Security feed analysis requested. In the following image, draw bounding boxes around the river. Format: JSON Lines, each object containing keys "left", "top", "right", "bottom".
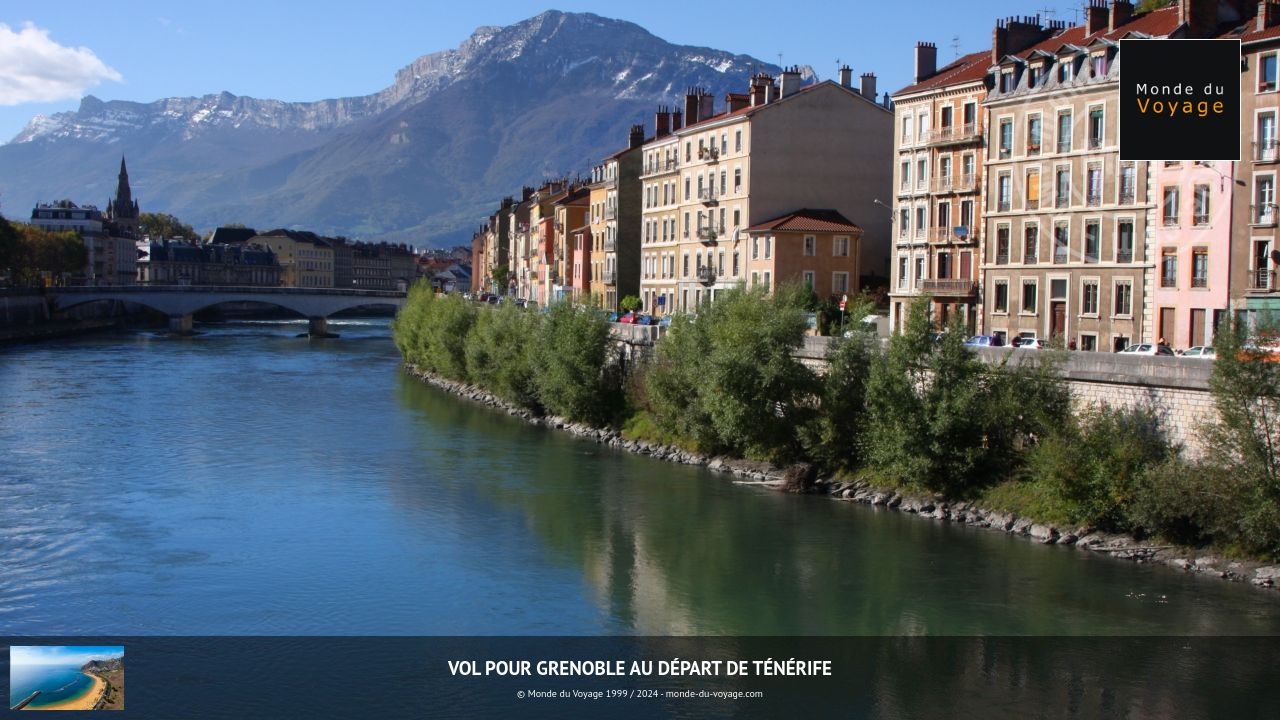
{"left": 2, "top": 317, "right": 1279, "bottom": 638}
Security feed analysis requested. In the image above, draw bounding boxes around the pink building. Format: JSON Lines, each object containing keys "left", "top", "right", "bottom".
{"left": 1151, "top": 161, "right": 1234, "bottom": 350}
{"left": 570, "top": 224, "right": 592, "bottom": 301}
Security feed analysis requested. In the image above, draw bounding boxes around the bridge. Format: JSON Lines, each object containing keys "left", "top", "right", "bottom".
{"left": 49, "top": 285, "right": 407, "bottom": 336}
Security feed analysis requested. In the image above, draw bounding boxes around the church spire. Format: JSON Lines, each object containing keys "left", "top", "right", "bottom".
{"left": 107, "top": 156, "right": 140, "bottom": 237}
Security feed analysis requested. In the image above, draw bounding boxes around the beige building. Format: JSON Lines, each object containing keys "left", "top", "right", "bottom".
{"left": 642, "top": 68, "right": 892, "bottom": 315}
{"left": 252, "top": 230, "right": 334, "bottom": 288}
{"left": 587, "top": 169, "right": 610, "bottom": 304}
{"left": 890, "top": 47, "right": 988, "bottom": 332}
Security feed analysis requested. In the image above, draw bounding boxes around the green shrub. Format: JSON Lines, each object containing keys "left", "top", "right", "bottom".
{"left": 392, "top": 282, "right": 434, "bottom": 367}
{"left": 802, "top": 295, "right": 875, "bottom": 471}
{"left": 465, "top": 302, "right": 540, "bottom": 408}
{"left": 1028, "top": 404, "right": 1175, "bottom": 533}
{"left": 531, "top": 300, "right": 616, "bottom": 424}
{"left": 419, "top": 292, "right": 476, "bottom": 380}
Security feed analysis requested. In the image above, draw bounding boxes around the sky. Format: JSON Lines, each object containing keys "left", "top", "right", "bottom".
{"left": 0, "top": 0, "right": 1096, "bottom": 143}
{"left": 10, "top": 646, "right": 124, "bottom": 667}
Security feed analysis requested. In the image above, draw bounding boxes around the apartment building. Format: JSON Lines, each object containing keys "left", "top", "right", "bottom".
{"left": 600, "top": 128, "right": 644, "bottom": 311}
{"left": 639, "top": 108, "right": 683, "bottom": 314}
{"left": 587, "top": 170, "right": 610, "bottom": 304}
{"left": 890, "top": 48, "right": 988, "bottom": 333}
{"left": 1229, "top": 2, "right": 1280, "bottom": 325}
{"left": 641, "top": 68, "right": 892, "bottom": 314}
{"left": 505, "top": 189, "right": 533, "bottom": 297}
{"left": 551, "top": 186, "right": 590, "bottom": 304}
{"left": 252, "top": 230, "right": 335, "bottom": 288}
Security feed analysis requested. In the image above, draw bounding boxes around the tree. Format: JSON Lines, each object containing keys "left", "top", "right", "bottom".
{"left": 803, "top": 294, "right": 875, "bottom": 471}
{"left": 139, "top": 212, "right": 198, "bottom": 241}
{"left": 619, "top": 295, "right": 642, "bottom": 313}
{"left": 490, "top": 265, "right": 511, "bottom": 294}
{"left": 531, "top": 300, "right": 615, "bottom": 424}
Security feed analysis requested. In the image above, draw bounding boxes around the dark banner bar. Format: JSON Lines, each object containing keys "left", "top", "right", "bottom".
{"left": 3, "top": 637, "right": 1278, "bottom": 719}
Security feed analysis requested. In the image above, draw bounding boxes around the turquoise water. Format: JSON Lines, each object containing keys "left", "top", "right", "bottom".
{"left": 8, "top": 664, "right": 92, "bottom": 709}
{"left": 0, "top": 317, "right": 1279, "bottom": 637}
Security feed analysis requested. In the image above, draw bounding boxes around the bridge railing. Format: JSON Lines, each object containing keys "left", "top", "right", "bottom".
{"left": 49, "top": 285, "right": 407, "bottom": 299}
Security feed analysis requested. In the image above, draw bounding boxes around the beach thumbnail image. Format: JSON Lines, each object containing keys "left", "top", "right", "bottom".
{"left": 9, "top": 646, "right": 124, "bottom": 711}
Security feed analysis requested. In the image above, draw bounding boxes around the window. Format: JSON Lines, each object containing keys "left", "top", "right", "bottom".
{"left": 1055, "top": 168, "right": 1071, "bottom": 208}
{"left": 1163, "top": 186, "right": 1180, "bottom": 226}
{"left": 1091, "top": 53, "right": 1108, "bottom": 78}
{"left": 683, "top": 253, "right": 689, "bottom": 277}
{"left": 1086, "top": 164, "right": 1103, "bottom": 206}
{"left": 1114, "top": 281, "right": 1133, "bottom": 317}
{"left": 1000, "top": 70, "right": 1015, "bottom": 93}
{"left": 963, "top": 102, "right": 976, "bottom": 128}
{"left": 1057, "top": 111, "right": 1072, "bottom": 153}
{"left": 998, "top": 119, "right": 1013, "bottom": 158}
{"left": 684, "top": 177, "right": 691, "bottom": 201}
{"left": 960, "top": 200, "right": 974, "bottom": 229}
{"left": 898, "top": 257, "right": 907, "bottom": 288}
{"left": 917, "top": 158, "right": 927, "bottom": 189}
{"left": 998, "top": 173, "right": 1011, "bottom": 211}
{"left": 937, "top": 252, "right": 951, "bottom": 279}
{"left": 1021, "top": 280, "right": 1038, "bottom": 315}
{"left": 732, "top": 251, "right": 740, "bottom": 276}
{"left": 916, "top": 206, "right": 927, "bottom": 237}
{"left": 900, "top": 161, "right": 910, "bottom": 190}
{"left": 803, "top": 271, "right": 815, "bottom": 288}
{"left": 915, "top": 257, "right": 925, "bottom": 281}
{"left": 735, "top": 130, "right": 742, "bottom": 153}
{"left": 1261, "top": 52, "right": 1277, "bottom": 93}
{"left": 995, "top": 225, "right": 1010, "bottom": 264}
{"left": 939, "top": 156, "right": 952, "bottom": 184}
{"left": 733, "top": 209, "right": 741, "bottom": 227}
{"left": 1161, "top": 248, "right": 1178, "bottom": 287}
{"left": 937, "top": 201, "right": 951, "bottom": 231}
{"left": 1027, "top": 115, "right": 1042, "bottom": 154}
{"left": 834, "top": 236, "right": 850, "bottom": 257}
{"left": 763, "top": 271, "right": 771, "bottom": 291}
{"left": 1119, "top": 163, "right": 1137, "bottom": 204}
{"left": 898, "top": 208, "right": 909, "bottom": 237}
{"left": 994, "top": 280, "right": 1009, "bottom": 313}
{"left": 1029, "top": 65, "right": 1042, "bottom": 87}
{"left": 764, "top": 237, "right": 772, "bottom": 259}
{"left": 1026, "top": 168, "right": 1040, "bottom": 209}
{"left": 1117, "top": 220, "right": 1135, "bottom": 262}
{"left": 1054, "top": 223, "right": 1069, "bottom": 264}
{"left": 734, "top": 168, "right": 742, "bottom": 192}
{"left": 1059, "top": 60, "right": 1072, "bottom": 84}
{"left": 1192, "top": 248, "right": 1209, "bottom": 288}
{"left": 1256, "top": 176, "right": 1276, "bottom": 223}
{"left": 1082, "top": 280, "right": 1099, "bottom": 315}
{"left": 803, "top": 235, "right": 816, "bottom": 256}
{"left": 1194, "top": 184, "right": 1211, "bottom": 225}
{"left": 902, "top": 116, "right": 912, "bottom": 143}
{"left": 1080, "top": 334, "right": 1097, "bottom": 352}
{"left": 1088, "top": 107, "right": 1104, "bottom": 149}
{"left": 833, "top": 272, "right": 849, "bottom": 294}
{"left": 1084, "top": 221, "right": 1100, "bottom": 263}
{"left": 1024, "top": 225, "right": 1039, "bottom": 264}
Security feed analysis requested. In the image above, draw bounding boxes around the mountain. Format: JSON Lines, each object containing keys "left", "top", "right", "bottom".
{"left": 0, "top": 11, "right": 807, "bottom": 246}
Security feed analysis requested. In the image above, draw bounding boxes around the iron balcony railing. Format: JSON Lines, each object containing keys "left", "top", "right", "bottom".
{"left": 1191, "top": 275, "right": 1208, "bottom": 289}
{"left": 1255, "top": 140, "right": 1278, "bottom": 163}
{"left": 602, "top": 270, "right": 616, "bottom": 285}
{"left": 1253, "top": 204, "right": 1278, "bottom": 225}
{"left": 1024, "top": 247, "right": 1038, "bottom": 264}
{"left": 995, "top": 252, "right": 1010, "bottom": 265}
{"left": 696, "top": 265, "right": 716, "bottom": 284}
{"left": 1117, "top": 248, "right": 1134, "bottom": 263}
{"left": 604, "top": 206, "right": 617, "bottom": 220}
{"left": 697, "top": 188, "right": 719, "bottom": 204}
{"left": 924, "top": 123, "right": 981, "bottom": 146}
{"left": 697, "top": 225, "right": 723, "bottom": 242}
{"left": 1252, "top": 268, "right": 1272, "bottom": 291}
{"left": 1119, "top": 190, "right": 1136, "bottom": 205}
{"left": 920, "top": 279, "right": 977, "bottom": 295}
{"left": 603, "top": 237, "right": 616, "bottom": 252}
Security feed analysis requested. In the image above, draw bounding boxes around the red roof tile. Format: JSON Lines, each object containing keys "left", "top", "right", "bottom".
{"left": 745, "top": 209, "right": 862, "bottom": 234}
{"left": 893, "top": 50, "right": 990, "bottom": 97}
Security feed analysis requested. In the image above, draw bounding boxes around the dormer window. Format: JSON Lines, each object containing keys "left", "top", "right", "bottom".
{"left": 1000, "top": 70, "right": 1015, "bottom": 93}
{"left": 1091, "top": 53, "right": 1108, "bottom": 78}
{"left": 1028, "top": 64, "right": 1042, "bottom": 87}
{"left": 1058, "top": 61, "right": 1071, "bottom": 83}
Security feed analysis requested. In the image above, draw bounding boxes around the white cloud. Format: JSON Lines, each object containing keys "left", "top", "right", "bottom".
{"left": 0, "top": 22, "right": 122, "bottom": 106}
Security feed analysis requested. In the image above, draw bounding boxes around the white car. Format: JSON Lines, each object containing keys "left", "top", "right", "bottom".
{"left": 1119, "top": 343, "right": 1176, "bottom": 356}
{"left": 1181, "top": 346, "right": 1216, "bottom": 359}
{"left": 1013, "top": 337, "right": 1045, "bottom": 350}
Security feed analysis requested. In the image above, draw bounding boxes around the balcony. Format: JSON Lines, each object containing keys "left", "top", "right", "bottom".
{"left": 998, "top": 146, "right": 1012, "bottom": 160}
{"left": 1191, "top": 275, "right": 1208, "bottom": 289}
{"left": 1119, "top": 190, "right": 1136, "bottom": 205}
{"left": 1117, "top": 248, "right": 1134, "bottom": 263}
{"left": 1255, "top": 140, "right": 1278, "bottom": 163}
{"left": 696, "top": 265, "right": 716, "bottom": 284}
{"left": 697, "top": 225, "right": 722, "bottom": 243}
{"left": 1253, "top": 204, "right": 1278, "bottom": 226}
{"left": 1194, "top": 213, "right": 1210, "bottom": 226}
{"left": 1086, "top": 194, "right": 1102, "bottom": 207}
{"left": 1055, "top": 195, "right": 1070, "bottom": 209}
{"left": 643, "top": 159, "right": 680, "bottom": 175}
{"left": 1057, "top": 140, "right": 1072, "bottom": 153}
{"left": 1024, "top": 247, "right": 1038, "bottom": 264}
{"left": 927, "top": 227, "right": 976, "bottom": 244}
{"left": 995, "top": 252, "right": 1010, "bottom": 265}
{"left": 1252, "top": 268, "right": 1273, "bottom": 292}
{"left": 604, "top": 206, "right": 617, "bottom": 220}
{"left": 603, "top": 270, "right": 616, "bottom": 285}
{"left": 1088, "top": 136, "right": 1103, "bottom": 150}
{"left": 921, "top": 279, "right": 977, "bottom": 296}
{"left": 1053, "top": 247, "right": 1069, "bottom": 264}
{"left": 1026, "top": 197, "right": 1039, "bottom": 210}
{"left": 697, "top": 146, "right": 720, "bottom": 163}
{"left": 603, "top": 237, "right": 616, "bottom": 252}
{"left": 924, "top": 123, "right": 981, "bottom": 147}
{"left": 697, "top": 187, "right": 719, "bottom": 205}
{"left": 1026, "top": 142, "right": 1042, "bottom": 156}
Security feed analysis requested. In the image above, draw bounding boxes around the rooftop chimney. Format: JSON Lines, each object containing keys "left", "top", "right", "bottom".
{"left": 749, "top": 74, "right": 772, "bottom": 106}
{"left": 698, "top": 89, "right": 714, "bottom": 121}
{"left": 1109, "top": 0, "right": 1134, "bottom": 31}
{"left": 1086, "top": 0, "right": 1108, "bottom": 35}
{"left": 654, "top": 106, "right": 671, "bottom": 138}
{"left": 684, "top": 87, "right": 702, "bottom": 126}
{"left": 991, "top": 16, "right": 1052, "bottom": 66}
{"left": 1178, "top": 0, "right": 1217, "bottom": 38}
{"left": 1259, "top": 0, "right": 1279, "bottom": 30}
{"left": 671, "top": 110, "right": 683, "bottom": 130}
{"left": 860, "top": 72, "right": 877, "bottom": 101}
{"left": 726, "top": 92, "right": 749, "bottom": 112}
{"left": 629, "top": 124, "right": 645, "bottom": 149}
{"left": 838, "top": 65, "right": 853, "bottom": 88}
{"left": 915, "top": 42, "right": 938, "bottom": 83}
{"left": 779, "top": 66, "right": 802, "bottom": 98}
{"left": 764, "top": 80, "right": 779, "bottom": 103}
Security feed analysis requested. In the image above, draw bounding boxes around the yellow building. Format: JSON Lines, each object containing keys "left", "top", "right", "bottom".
{"left": 251, "top": 230, "right": 334, "bottom": 288}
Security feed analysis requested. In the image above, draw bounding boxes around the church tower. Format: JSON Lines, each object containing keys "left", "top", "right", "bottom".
{"left": 106, "top": 156, "right": 140, "bottom": 237}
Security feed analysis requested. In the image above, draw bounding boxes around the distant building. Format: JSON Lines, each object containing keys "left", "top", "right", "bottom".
{"left": 29, "top": 198, "right": 135, "bottom": 286}
{"left": 744, "top": 209, "right": 863, "bottom": 300}
{"left": 105, "top": 157, "right": 141, "bottom": 238}
{"left": 430, "top": 263, "right": 472, "bottom": 293}
{"left": 137, "top": 240, "right": 280, "bottom": 286}
{"left": 250, "top": 230, "right": 334, "bottom": 288}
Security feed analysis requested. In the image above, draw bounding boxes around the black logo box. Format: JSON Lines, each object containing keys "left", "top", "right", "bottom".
{"left": 1120, "top": 38, "right": 1241, "bottom": 161}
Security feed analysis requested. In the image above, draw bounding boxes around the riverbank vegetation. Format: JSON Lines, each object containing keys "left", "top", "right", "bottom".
{"left": 0, "top": 217, "right": 88, "bottom": 287}
{"left": 393, "top": 283, "right": 1280, "bottom": 559}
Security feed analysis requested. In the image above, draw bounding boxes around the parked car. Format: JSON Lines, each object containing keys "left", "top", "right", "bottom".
{"left": 618, "top": 312, "right": 636, "bottom": 324}
{"left": 635, "top": 314, "right": 655, "bottom": 326}
{"left": 607, "top": 312, "right": 620, "bottom": 323}
{"left": 487, "top": 295, "right": 500, "bottom": 304}
{"left": 658, "top": 315, "right": 672, "bottom": 328}
{"left": 1119, "top": 343, "right": 1175, "bottom": 356}
{"left": 963, "top": 335, "right": 1004, "bottom": 347}
{"left": 1180, "top": 346, "right": 1216, "bottom": 359}
{"left": 1014, "top": 337, "right": 1046, "bottom": 350}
